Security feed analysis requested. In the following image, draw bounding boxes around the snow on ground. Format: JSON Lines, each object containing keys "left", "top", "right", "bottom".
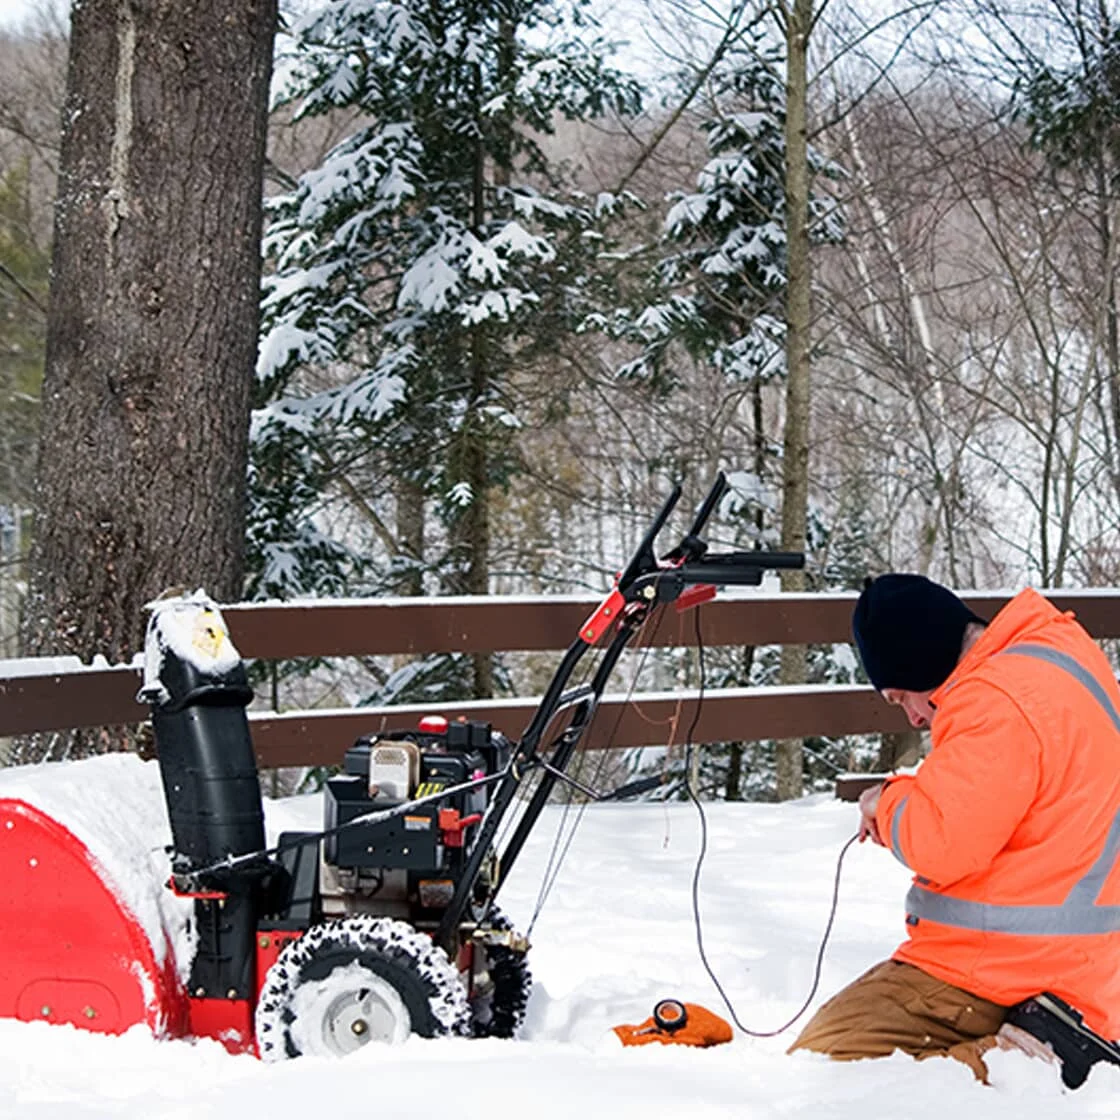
{"left": 0, "top": 755, "right": 193, "bottom": 974}
{"left": 1, "top": 762, "right": 1118, "bottom": 1118}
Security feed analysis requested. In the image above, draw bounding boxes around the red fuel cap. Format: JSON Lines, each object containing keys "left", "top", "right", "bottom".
{"left": 418, "top": 715, "right": 449, "bottom": 733}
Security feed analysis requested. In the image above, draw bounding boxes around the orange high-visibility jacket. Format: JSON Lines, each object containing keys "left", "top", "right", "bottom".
{"left": 876, "top": 588, "right": 1120, "bottom": 1039}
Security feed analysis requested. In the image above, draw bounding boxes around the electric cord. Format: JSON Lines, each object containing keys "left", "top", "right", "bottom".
{"left": 685, "top": 608, "right": 859, "bottom": 1038}
{"left": 528, "top": 606, "right": 665, "bottom": 935}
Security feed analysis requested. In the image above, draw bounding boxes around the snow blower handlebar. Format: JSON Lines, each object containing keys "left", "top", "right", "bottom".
{"left": 580, "top": 472, "right": 803, "bottom": 645}
{"left": 618, "top": 468, "right": 805, "bottom": 603}
{"left": 433, "top": 473, "right": 805, "bottom": 953}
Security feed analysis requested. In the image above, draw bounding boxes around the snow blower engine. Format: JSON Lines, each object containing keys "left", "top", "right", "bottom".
{"left": 140, "top": 595, "right": 527, "bottom": 1058}
{"left": 321, "top": 716, "right": 509, "bottom": 923}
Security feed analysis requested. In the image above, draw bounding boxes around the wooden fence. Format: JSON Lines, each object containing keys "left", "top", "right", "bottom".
{"left": 2, "top": 590, "right": 1120, "bottom": 774}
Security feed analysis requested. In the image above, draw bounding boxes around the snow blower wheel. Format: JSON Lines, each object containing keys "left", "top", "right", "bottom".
{"left": 468, "top": 909, "right": 532, "bottom": 1039}
{"left": 255, "top": 916, "right": 470, "bottom": 1060}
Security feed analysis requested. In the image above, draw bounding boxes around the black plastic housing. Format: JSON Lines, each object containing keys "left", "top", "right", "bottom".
{"left": 263, "top": 832, "right": 322, "bottom": 931}
{"left": 323, "top": 721, "right": 505, "bottom": 877}
{"left": 342, "top": 720, "right": 509, "bottom": 786}
{"left": 325, "top": 775, "right": 442, "bottom": 870}
{"left": 151, "top": 657, "right": 264, "bottom": 869}
{"left": 147, "top": 637, "right": 274, "bottom": 1001}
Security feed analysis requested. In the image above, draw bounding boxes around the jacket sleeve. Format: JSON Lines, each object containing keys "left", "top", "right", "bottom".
{"left": 875, "top": 678, "right": 1042, "bottom": 887}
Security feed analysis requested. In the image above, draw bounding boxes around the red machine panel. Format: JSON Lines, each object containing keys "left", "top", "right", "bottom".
{"left": 0, "top": 798, "right": 186, "bottom": 1038}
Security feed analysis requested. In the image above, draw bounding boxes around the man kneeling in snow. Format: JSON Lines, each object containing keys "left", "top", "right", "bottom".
{"left": 789, "top": 575, "right": 1120, "bottom": 1088}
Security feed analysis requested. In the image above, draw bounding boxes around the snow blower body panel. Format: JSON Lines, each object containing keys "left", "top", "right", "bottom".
{"left": 0, "top": 796, "right": 187, "bottom": 1038}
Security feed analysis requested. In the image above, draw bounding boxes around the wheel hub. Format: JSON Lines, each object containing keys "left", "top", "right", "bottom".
{"left": 290, "top": 961, "right": 413, "bottom": 1056}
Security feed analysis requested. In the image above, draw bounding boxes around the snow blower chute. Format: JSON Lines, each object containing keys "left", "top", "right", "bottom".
{"left": 0, "top": 472, "right": 803, "bottom": 1059}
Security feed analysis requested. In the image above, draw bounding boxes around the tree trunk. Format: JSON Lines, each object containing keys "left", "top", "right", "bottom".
{"left": 17, "top": 0, "right": 276, "bottom": 760}
{"left": 877, "top": 729, "right": 921, "bottom": 772}
{"left": 447, "top": 20, "right": 519, "bottom": 702}
{"left": 724, "top": 642, "right": 757, "bottom": 801}
{"left": 725, "top": 743, "right": 744, "bottom": 801}
{"left": 395, "top": 477, "right": 425, "bottom": 597}
{"left": 453, "top": 42, "right": 496, "bottom": 700}
{"left": 775, "top": 0, "right": 812, "bottom": 801}
{"left": 459, "top": 351, "right": 493, "bottom": 699}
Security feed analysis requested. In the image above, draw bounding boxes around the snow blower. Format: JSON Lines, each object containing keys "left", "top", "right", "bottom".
{"left": 0, "top": 472, "right": 802, "bottom": 1059}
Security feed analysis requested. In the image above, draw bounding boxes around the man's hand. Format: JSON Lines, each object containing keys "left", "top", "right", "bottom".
{"left": 859, "top": 782, "right": 885, "bottom": 845}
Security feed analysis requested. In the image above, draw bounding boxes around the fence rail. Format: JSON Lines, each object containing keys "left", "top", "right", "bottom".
{"left": 3, "top": 589, "right": 1119, "bottom": 770}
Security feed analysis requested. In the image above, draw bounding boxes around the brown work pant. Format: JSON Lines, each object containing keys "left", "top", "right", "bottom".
{"left": 788, "top": 960, "right": 1008, "bottom": 1081}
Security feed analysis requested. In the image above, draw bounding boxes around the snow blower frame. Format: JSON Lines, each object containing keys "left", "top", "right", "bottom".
{"left": 0, "top": 473, "right": 802, "bottom": 1060}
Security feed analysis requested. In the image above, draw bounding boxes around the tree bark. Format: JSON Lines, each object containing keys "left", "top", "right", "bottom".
{"left": 877, "top": 729, "right": 921, "bottom": 771}
{"left": 394, "top": 477, "right": 425, "bottom": 597}
{"left": 18, "top": 0, "right": 276, "bottom": 760}
{"left": 775, "top": 0, "right": 812, "bottom": 801}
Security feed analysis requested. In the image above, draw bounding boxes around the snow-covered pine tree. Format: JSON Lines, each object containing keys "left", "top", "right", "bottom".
{"left": 619, "top": 35, "right": 841, "bottom": 388}
{"left": 253, "top": 0, "right": 642, "bottom": 701}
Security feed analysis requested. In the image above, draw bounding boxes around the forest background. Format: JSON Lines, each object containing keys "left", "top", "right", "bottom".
{"left": 0, "top": 0, "right": 1117, "bottom": 801}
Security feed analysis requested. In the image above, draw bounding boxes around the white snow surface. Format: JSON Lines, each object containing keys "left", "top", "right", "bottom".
{"left": 0, "top": 754, "right": 194, "bottom": 975}
{"left": 141, "top": 592, "right": 242, "bottom": 705}
{"left": 0, "top": 760, "right": 1117, "bottom": 1117}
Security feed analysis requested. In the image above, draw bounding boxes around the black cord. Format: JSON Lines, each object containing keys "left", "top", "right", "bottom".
{"left": 685, "top": 607, "right": 859, "bottom": 1038}
{"left": 528, "top": 604, "right": 665, "bottom": 934}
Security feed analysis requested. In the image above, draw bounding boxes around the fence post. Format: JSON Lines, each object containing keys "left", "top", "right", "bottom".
{"left": 877, "top": 729, "right": 922, "bottom": 770}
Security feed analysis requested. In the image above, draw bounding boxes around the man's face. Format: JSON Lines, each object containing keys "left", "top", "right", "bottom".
{"left": 881, "top": 688, "right": 936, "bottom": 729}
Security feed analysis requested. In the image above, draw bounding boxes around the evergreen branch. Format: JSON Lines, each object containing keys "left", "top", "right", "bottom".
{"left": 308, "top": 436, "right": 402, "bottom": 557}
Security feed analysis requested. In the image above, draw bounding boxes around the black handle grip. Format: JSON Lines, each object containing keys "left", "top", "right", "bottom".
{"left": 617, "top": 483, "right": 682, "bottom": 590}
{"left": 700, "top": 550, "right": 805, "bottom": 570}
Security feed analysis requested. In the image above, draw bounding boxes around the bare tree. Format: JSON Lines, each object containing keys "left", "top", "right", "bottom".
{"left": 817, "top": 72, "right": 1119, "bottom": 591}
{"left": 772, "top": 0, "right": 813, "bottom": 799}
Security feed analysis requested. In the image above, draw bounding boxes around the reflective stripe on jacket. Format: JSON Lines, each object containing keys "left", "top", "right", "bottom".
{"left": 877, "top": 589, "right": 1120, "bottom": 1038}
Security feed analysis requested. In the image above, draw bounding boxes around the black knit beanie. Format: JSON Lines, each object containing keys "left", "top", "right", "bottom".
{"left": 851, "top": 574, "right": 983, "bottom": 692}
